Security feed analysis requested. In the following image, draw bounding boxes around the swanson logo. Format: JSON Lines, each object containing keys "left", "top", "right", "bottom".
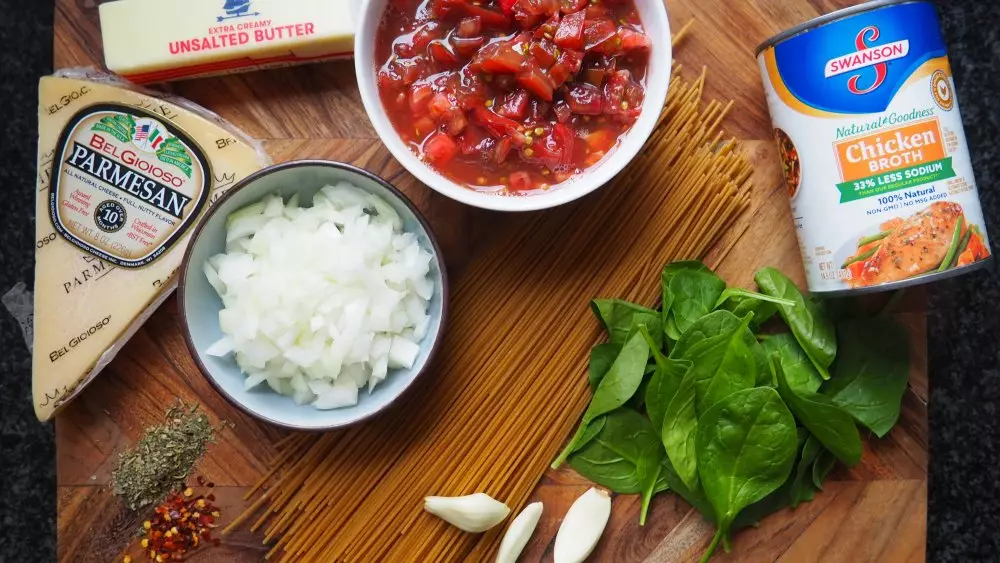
{"left": 824, "top": 26, "right": 910, "bottom": 95}
{"left": 91, "top": 114, "right": 194, "bottom": 178}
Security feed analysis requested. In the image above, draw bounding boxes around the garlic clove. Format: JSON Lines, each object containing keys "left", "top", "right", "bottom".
{"left": 553, "top": 488, "right": 612, "bottom": 563}
{"left": 424, "top": 493, "right": 511, "bottom": 533}
{"left": 495, "top": 502, "right": 543, "bottom": 563}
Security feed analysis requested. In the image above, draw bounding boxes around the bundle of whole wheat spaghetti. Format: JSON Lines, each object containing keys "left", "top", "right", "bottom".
{"left": 226, "top": 25, "right": 754, "bottom": 562}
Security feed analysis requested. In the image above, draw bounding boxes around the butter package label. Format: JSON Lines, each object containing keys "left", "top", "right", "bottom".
{"left": 99, "top": 0, "right": 358, "bottom": 83}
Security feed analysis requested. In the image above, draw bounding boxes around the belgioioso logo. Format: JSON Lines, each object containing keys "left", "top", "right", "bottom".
{"left": 824, "top": 26, "right": 910, "bottom": 95}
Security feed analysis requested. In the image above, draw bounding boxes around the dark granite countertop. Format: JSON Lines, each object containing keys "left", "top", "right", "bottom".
{"left": 1, "top": 0, "right": 998, "bottom": 561}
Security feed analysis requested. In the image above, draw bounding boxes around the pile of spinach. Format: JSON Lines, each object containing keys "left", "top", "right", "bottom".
{"left": 550, "top": 262, "right": 911, "bottom": 562}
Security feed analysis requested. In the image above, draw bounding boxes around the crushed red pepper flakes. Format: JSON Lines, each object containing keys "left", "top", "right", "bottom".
{"left": 139, "top": 488, "right": 221, "bottom": 561}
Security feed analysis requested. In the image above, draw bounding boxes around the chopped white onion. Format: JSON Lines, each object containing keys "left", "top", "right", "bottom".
{"left": 205, "top": 184, "right": 434, "bottom": 409}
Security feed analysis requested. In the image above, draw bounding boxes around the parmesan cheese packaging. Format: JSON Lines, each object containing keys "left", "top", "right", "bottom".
{"left": 34, "top": 70, "right": 270, "bottom": 421}
{"left": 99, "top": 0, "right": 358, "bottom": 83}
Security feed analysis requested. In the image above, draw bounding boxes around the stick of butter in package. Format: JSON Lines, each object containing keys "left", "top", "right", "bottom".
{"left": 33, "top": 68, "right": 270, "bottom": 421}
{"left": 99, "top": 0, "right": 358, "bottom": 83}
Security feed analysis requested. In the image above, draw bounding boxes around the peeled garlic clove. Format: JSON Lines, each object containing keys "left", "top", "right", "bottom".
{"left": 424, "top": 493, "right": 511, "bottom": 533}
{"left": 495, "top": 502, "right": 543, "bottom": 563}
{"left": 554, "top": 488, "right": 612, "bottom": 563}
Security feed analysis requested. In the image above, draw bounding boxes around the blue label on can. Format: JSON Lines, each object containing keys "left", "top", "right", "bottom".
{"left": 773, "top": 1, "right": 947, "bottom": 114}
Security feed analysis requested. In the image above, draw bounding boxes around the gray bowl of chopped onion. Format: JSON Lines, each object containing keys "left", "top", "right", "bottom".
{"left": 179, "top": 160, "right": 448, "bottom": 430}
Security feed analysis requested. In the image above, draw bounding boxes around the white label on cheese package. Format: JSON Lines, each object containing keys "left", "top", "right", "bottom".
{"left": 50, "top": 105, "right": 211, "bottom": 268}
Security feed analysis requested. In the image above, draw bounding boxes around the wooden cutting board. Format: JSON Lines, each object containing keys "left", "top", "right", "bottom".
{"left": 53, "top": 0, "right": 927, "bottom": 561}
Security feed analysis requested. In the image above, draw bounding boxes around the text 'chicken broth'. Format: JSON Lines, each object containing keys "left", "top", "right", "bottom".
{"left": 757, "top": 0, "right": 991, "bottom": 295}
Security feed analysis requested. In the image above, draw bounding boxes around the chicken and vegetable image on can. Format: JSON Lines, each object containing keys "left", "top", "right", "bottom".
{"left": 756, "top": 0, "right": 992, "bottom": 295}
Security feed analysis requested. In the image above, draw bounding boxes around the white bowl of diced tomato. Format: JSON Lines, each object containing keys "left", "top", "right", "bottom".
{"left": 355, "top": 0, "right": 671, "bottom": 211}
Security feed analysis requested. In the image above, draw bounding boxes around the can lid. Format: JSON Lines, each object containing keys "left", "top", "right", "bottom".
{"left": 754, "top": 0, "right": 924, "bottom": 56}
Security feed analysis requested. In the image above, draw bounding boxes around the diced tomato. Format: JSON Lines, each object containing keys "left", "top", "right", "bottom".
{"left": 428, "top": 40, "right": 460, "bottom": 64}
{"left": 395, "top": 57, "right": 427, "bottom": 86}
{"left": 413, "top": 116, "right": 437, "bottom": 137}
{"left": 452, "top": 36, "right": 486, "bottom": 58}
{"left": 437, "top": 0, "right": 511, "bottom": 28}
{"left": 455, "top": 73, "right": 489, "bottom": 109}
{"left": 423, "top": 131, "right": 459, "bottom": 165}
{"left": 500, "top": 0, "right": 518, "bottom": 15}
{"left": 377, "top": 64, "right": 404, "bottom": 92}
{"left": 472, "top": 41, "right": 526, "bottom": 73}
{"left": 553, "top": 10, "right": 585, "bottom": 49}
{"left": 584, "top": 3, "right": 608, "bottom": 18}
{"left": 583, "top": 19, "right": 616, "bottom": 51}
{"left": 565, "top": 82, "right": 603, "bottom": 114}
{"left": 457, "top": 16, "right": 483, "bottom": 37}
{"left": 493, "top": 73, "right": 518, "bottom": 91}
{"left": 497, "top": 89, "right": 530, "bottom": 120}
{"left": 602, "top": 69, "right": 642, "bottom": 119}
{"left": 585, "top": 129, "right": 614, "bottom": 152}
{"left": 459, "top": 124, "right": 491, "bottom": 154}
{"left": 517, "top": 63, "right": 555, "bottom": 101}
{"left": 556, "top": 48, "right": 583, "bottom": 72}
{"left": 533, "top": 13, "right": 561, "bottom": 38}
{"left": 409, "top": 82, "right": 435, "bottom": 114}
{"left": 530, "top": 39, "right": 558, "bottom": 68}
{"left": 518, "top": 0, "right": 559, "bottom": 17}
{"left": 529, "top": 100, "right": 552, "bottom": 121}
{"left": 619, "top": 28, "right": 650, "bottom": 50}
{"left": 411, "top": 21, "right": 442, "bottom": 53}
{"left": 465, "top": 4, "right": 514, "bottom": 28}
{"left": 428, "top": 92, "right": 455, "bottom": 119}
{"left": 553, "top": 100, "right": 572, "bottom": 123}
{"left": 548, "top": 63, "right": 571, "bottom": 88}
{"left": 471, "top": 106, "right": 523, "bottom": 139}
{"left": 581, "top": 67, "right": 605, "bottom": 86}
{"left": 559, "top": 0, "right": 587, "bottom": 13}
{"left": 509, "top": 171, "right": 533, "bottom": 190}
{"left": 552, "top": 123, "right": 575, "bottom": 165}
{"left": 446, "top": 112, "right": 468, "bottom": 136}
{"left": 496, "top": 137, "right": 513, "bottom": 163}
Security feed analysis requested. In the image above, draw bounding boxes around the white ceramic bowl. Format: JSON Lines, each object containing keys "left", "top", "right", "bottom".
{"left": 178, "top": 161, "right": 448, "bottom": 431}
{"left": 354, "top": 0, "right": 671, "bottom": 212}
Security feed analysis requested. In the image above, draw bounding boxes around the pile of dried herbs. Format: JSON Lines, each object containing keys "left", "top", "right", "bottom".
{"left": 111, "top": 402, "right": 220, "bottom": 510}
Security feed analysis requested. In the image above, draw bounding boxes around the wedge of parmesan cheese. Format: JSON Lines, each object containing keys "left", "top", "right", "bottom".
{"left": 33, "top": 70, "right": 270, "bottom": 421}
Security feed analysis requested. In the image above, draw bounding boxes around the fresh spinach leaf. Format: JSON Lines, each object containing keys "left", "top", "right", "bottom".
{"left": 591, "top": 299, "right": 662, "bottom": 348}
{"left": 731, "top": 428, "right": 809, "bottom": 531}
{"left": 774, "top": 356, "right": 862, "bottom": 467}
{"left": 670, "top": 310, "right": 742, "bottom": 359}
{"left": 588, "top": 342, "right": 622, "bottom": 391}
{"left": 661, "top": 261, "right": 715, "bottom": 341}
{"left": 567, "top": 409, "right": 664, "bottom": 525}
{"left": 679, "top": 315, "right": 758, "bottom": 414}
{"left": 576, "top": 415, "right": 607, "bottom": 452}
{"left": 812, "top": 449, "right": 837, "bottom": 490}
{"left": 718, "top": 294, "right": 780, "bottom": 329}
{"left": 643, "top": 338, "right": 691, "bottom": 437}
{"left": 789, "top": 435, "right": 823, "bottom": 507}
{"left": 552, "top": 328, "right": 650, "bottom": 468}
{"left": 824, "top": 317, "right": 910, "bottom": 438}
{"left": 669, "top": 310, "right": 768, "bottom": 385}
{"left": 714, "top": 285, "right": 798, "bottom": 336}
{"left": 696, "top": 387, "right": 798, "bottom": 562}
{"left": 761, "top": 334, "right": 823, "bottom": 393}
{"left": 657, "top": 454, "right": 715, "bottom": 521}
{"left": 755, "top": 267, "right": 837, "bottom": 380}
{"left": 668, "top": 269, "right": 727, "bottom": 335}
{"left": 661, "top": 367, "right": 699, "bottom": 490}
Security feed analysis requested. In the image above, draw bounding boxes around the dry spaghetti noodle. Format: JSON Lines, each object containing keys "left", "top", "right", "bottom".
{"left": 228, "top": 34, "right": 753, "bottom": 562}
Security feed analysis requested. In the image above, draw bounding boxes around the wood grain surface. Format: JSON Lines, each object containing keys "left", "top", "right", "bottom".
{"left": 53, "top": 0, "right": 928, "bottom": 561}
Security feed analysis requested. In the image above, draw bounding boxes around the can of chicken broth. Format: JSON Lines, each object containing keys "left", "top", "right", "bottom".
{"left": 756, "top": 0, "right": 992, "bottom": 295}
